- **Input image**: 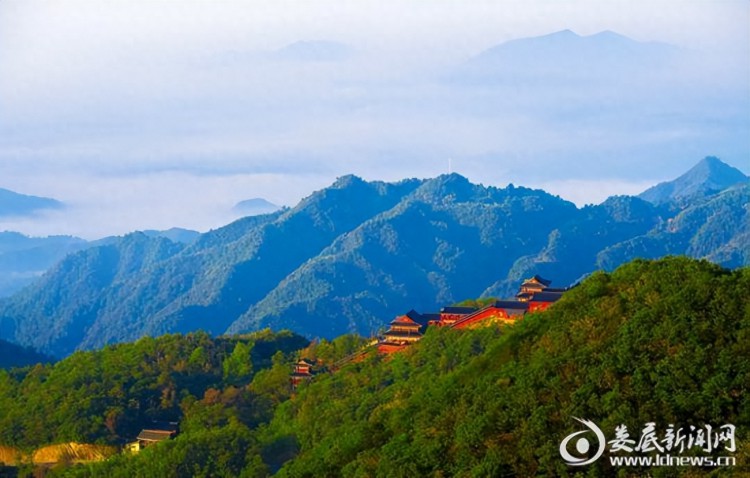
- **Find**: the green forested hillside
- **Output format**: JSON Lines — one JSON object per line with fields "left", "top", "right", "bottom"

{"left": 258, "top": 257, "right": 749, "bottom": 477}
{"left": 0, "top": 330, "right": 308, "bottom": 451}
{"left": 45, "top": 257, "right": 750, "bottom": 477}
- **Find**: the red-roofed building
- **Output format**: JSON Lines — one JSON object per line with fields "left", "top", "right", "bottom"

{"left": 376, "top": 277, "right": 569, "bottom": 354}
{"left": 290, "top": 358, "right": 316, "bottom": 388}
{"left": 382, "top": 314, "right": 423, "bottom": 345}
{"left": 518, "top": 275, "right": 552, "bottom": 295}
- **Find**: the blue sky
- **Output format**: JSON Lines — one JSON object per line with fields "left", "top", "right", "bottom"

{"left": 0, "top": 0, "right": 748, "bottom": 238}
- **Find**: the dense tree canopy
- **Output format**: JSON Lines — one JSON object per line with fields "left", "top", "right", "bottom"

{"left": 0, "top": 330, "right": 308, "bottom": 450}
{"left": 2, "top": 257, "right": 748, "bottom": 477}
{"left": 264, "top": 257, "right": 749, "bottom": 477}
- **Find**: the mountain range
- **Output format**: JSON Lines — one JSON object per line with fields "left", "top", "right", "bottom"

{"left": 0, "top": 229, "right": 202, "bottom": 298}
{"left": 0, "top": 232, "right": 88, "bottom": 297}
{"left": 638, "top": 155, "right": 748, "bottom": 206}
{"left": 452, "top": 29, "right": 679, "bottom": 86}
{"left": 0, "top": 198, "right": 274, "bottom": 298}
{"left": 0, "top": 156, "right": 747, "bottom": 357}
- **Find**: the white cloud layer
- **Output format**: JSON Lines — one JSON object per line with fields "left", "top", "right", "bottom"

{"left": 0, "top": 0, "right": 748, "bottom": 238}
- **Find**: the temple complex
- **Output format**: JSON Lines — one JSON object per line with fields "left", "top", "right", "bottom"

{"left": 378, "top": 275, "right": 568, "bottom": 352}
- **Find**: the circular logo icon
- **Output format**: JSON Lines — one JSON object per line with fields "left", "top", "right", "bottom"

{"left": 560, "top": 417, "right": 606, "bottom": 466}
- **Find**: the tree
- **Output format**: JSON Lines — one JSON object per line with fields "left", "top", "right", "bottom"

{"left": 223, "top": 342, "right": 254, "bottom": 385}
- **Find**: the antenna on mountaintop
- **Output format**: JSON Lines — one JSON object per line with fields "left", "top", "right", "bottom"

{"left": 448, "top": 158, "right": 452, "bottom": 175}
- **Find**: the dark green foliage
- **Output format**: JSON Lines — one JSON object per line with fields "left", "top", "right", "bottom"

{"left": 298, "top": 334, "right": 372, "bottom": 365}
{"left": 454, "top": 297, "right": 498, "bottom": 308}
{"left": 54, "top": 424, "right": 269, "bottom": 478}
{"left": 260, "top": 257, "right": 749, "bottom": 477}
{"left": 173, "top": 424, "right": 268, "bottom": 477}
{"left": 223, "top": 342, "right": 254, "bottom": 384}
{"left": 0, "top": 330, "right": 307, "bottom": 449}
{"left": 40, "top": 331, "right": 308, "bottom": 477}
{"left": 15, "top": 257, "right": 749, "bottom": 477}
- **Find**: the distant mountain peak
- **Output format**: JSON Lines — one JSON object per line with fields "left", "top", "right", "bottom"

{"left": 142, "top": 228, "right": 201, "bottom": 244}
{"left": 638, "top": 156, "right": 749, "bottom": 205}
{"left": 494, "top": 29, "right": 581, "bottom": 51}
{"left": 589, "top": 30, "right": 630, "bottom": 40}
{"left": 332, "top": 174, "right": 366, "bottom": 189}
{"left": 422, "top": 172, "right": 472, "bottom": 189}
{"left": 682, "top": 156, "right": 749, "bottom": 187}
{"left": 693, "top": 155, "right": 740, "bottom": 173}
{"left": 493, "top": 28, "right": 638, "bottom": 49}
{"left": 0, "top": 188, "right": 64, "bottom": 218}
{"left": 459, "top": 28, "right": 676, "bottom": 83}
{"left": 543, "top": 29, "right": 578, "bottom": 38}
{"left": 435, "top": 172, "right": 470, "bottom": 183}
{"left": 410, "top": 173, "right": 482, "bottom": 204}
{"left": 232, "top": 198, "right": 280, "bottom": 216}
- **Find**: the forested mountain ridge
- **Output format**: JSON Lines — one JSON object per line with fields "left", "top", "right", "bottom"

{"left": 638, "top": 155, "right": 748, "bottom": 206}
{"left": 0, "top": 158, "right": 747, "bottom": 357}
{"left": 0, "top": 177, "right": 425, "bottom": 356}
{"left": 0, "top": 229, "right": 201, "bottom": 299}
{"left": 25, "top": 256, "right": 750, "bottom": 477}
{"left": 0, "top": 329, "right": 309, "bottom": 451}
{"left": 227, "top": 175, "right": 579, "bottom": 338}
{"left": 599, "top": 182, "right": 750, "bottom": 269}
{"left": 0, "top": 338, "right": 52, "bottom": 369}
{"left": 260, "top": 257, "right": 750, "bottom": 477}
{"left": 0, "top": 232, "right": 88, "bottom": 297}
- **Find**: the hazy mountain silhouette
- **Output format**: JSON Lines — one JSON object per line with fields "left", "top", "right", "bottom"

{"left": 453, "top": 29, "right": 679, "bottom": 85}
{"left": 232, "top": 198, "right": 281, "bottom": 216}
{"left": 0, "top": 188, "right": 64, "bottom": 218}
{"left": 142, "top": 228, "right": 201, "bottom": 244}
